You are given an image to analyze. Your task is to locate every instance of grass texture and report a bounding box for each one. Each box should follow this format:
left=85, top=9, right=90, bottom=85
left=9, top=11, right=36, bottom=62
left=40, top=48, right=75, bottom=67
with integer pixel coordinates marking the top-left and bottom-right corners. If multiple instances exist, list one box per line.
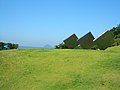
left=0, top=46, right=120, bottom=90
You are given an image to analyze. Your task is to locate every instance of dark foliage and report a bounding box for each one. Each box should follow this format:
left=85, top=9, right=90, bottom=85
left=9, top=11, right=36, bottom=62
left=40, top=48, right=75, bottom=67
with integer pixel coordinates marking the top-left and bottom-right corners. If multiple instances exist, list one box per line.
left=0, top=42, right=5, bottom=50
left=55, top=43, right=68, bottom=49
left=91, top=45, right=99, bottom=50
left=0, top=42, right=19, bottom=50
left=110, top=24, right=120, bottom=46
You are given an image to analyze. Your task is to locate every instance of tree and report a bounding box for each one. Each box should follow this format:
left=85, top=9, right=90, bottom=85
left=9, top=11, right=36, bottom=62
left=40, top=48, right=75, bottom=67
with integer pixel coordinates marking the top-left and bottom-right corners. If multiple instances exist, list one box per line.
left=110, top=24, right=120, bottom=46
left=0, top=42, right=4, bottom=50
left=0, top=42, right=19, bottom=50
left=7, top=43, right=18, bottom=49
left=7, top=43, right=13, bottom=49
left=15, top=44, right=19, bottom=49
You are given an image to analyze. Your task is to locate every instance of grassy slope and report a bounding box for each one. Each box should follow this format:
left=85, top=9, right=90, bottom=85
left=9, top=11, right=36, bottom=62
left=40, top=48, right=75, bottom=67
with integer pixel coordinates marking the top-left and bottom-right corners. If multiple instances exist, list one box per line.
left=0, top=46, right=120, bottom=90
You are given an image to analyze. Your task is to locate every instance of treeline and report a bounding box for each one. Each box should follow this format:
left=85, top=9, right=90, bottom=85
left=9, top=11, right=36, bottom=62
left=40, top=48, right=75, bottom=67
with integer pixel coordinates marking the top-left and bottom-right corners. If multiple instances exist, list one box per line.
left=0, top=42, right=19, bottom=50
left=110, top=24, right=120, bottom=46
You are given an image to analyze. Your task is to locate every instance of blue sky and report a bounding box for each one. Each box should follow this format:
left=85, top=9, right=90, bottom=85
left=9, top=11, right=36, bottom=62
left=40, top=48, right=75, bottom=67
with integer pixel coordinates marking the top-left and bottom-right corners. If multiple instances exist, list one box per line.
left=0, top=0, right=120, bottom=47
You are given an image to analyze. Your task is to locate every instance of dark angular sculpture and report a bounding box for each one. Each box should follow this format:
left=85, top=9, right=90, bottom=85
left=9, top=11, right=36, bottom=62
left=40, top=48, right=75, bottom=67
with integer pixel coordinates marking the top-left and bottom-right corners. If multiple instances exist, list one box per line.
left=77, top=32, right=95, bottom=49
left=93, top=31, right=114, bottom=50
left=63, top=34, right=78, bottom=48
left=63, top=30, right=114, bottom=50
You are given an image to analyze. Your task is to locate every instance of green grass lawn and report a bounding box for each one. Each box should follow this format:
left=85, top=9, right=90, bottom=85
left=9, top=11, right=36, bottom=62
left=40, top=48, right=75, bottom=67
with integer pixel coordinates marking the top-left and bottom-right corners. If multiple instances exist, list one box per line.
left=0, top=46, right=120, bottom=90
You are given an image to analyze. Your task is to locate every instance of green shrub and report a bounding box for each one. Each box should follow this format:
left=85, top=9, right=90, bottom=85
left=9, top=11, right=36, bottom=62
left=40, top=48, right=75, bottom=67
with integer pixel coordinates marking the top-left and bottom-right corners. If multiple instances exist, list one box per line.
left=55, top=43, right=68, bottom=49
left=91, top=45, right=99, bottom=50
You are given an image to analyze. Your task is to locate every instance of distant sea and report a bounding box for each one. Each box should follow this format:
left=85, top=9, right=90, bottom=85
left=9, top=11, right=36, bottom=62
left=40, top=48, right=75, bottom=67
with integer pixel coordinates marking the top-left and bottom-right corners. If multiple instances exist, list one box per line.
left=19, top=45, right=53, bottom=49
left=19, top=46, right=42, bottom=49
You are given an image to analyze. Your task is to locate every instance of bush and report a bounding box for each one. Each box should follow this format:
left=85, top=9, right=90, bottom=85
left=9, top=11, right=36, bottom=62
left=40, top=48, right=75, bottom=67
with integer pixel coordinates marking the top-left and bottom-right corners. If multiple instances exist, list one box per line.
left=91, top=45, right=99, bottom=50
left=55, top=43, right=68, bottom=49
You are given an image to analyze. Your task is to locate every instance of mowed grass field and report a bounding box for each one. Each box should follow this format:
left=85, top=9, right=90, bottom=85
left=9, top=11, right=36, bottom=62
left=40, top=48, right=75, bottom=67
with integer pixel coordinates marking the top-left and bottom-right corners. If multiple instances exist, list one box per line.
left=0, top=46, right=120, bottom=90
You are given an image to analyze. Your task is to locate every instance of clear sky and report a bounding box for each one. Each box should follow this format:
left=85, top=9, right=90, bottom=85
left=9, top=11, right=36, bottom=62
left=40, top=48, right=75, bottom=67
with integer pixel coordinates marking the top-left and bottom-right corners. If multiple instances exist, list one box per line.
left=0, top=0, right=120, bottom=47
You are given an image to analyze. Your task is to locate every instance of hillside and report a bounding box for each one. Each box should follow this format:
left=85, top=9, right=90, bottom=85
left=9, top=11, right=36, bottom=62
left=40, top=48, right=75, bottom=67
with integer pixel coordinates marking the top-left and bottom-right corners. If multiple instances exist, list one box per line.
left=0, top=47, right=120, bottom=90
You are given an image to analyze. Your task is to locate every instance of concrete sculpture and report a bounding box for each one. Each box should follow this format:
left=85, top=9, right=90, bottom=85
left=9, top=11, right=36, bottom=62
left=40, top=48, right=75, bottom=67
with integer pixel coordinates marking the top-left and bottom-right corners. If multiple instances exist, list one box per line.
left=77, top=32, right=95, bottom=49
left=93, top=31, right=114, bottom=50
left=64, top=34, right=78, bottom=48
left=63, top=31, right=114, bottom=50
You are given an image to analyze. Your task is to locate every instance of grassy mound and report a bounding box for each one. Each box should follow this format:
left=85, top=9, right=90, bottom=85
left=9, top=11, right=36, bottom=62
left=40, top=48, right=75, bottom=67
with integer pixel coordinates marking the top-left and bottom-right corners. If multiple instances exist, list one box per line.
left=0, top=46, right=120, bottom=90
